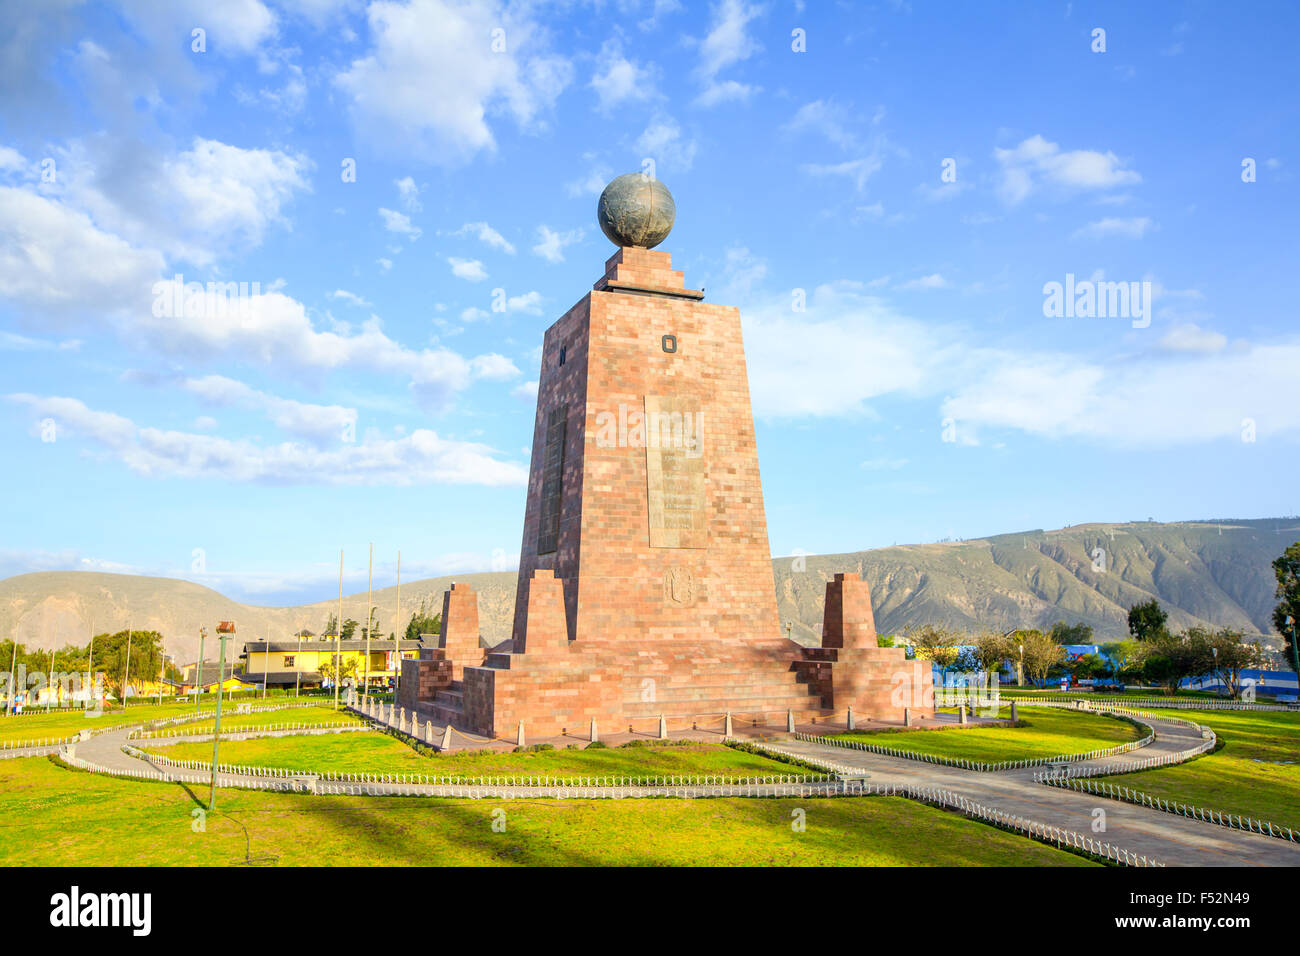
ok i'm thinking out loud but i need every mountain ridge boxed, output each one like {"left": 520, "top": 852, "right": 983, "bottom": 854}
{"left": 2, "top": 518, "right": 1294, "bottom": 661}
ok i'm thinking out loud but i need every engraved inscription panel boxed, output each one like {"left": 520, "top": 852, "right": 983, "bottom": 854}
{"left": 645, "top": 395, "right": 707, "bottom": 549}
{"left": 536, "top": 404, "right": 567, "bottom": 554}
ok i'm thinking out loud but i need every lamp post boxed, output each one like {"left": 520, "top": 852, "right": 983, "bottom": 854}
{"left": 1287, "top": 616, "right": 1300, "bottom": 693}
{"left": 195, "top": 627, "right": 206, "bottom": 714}
{"left": 6, "top": 640, "right": 16, "bottom": 717}
{"left": 208, "top": 622, "right": 233, "bottom": 812}
{"left": 1018, "top": 644, "right": 1024, "bottom": 688}
{"left": 121, "top": 624, "right": 132, "bottom": 710}
{"left": 84, "top": 618, "right": 94, "bottom": 712}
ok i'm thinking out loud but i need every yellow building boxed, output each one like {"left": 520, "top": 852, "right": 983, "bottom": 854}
{"left": 238, "top": 638, "right": 428, "bottom": 691}
{"left": 178, "top": 663, "right": 255, "bottom": 695}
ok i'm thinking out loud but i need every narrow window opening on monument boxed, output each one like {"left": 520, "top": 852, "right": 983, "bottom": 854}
{"left": 558, "top": 345, "right": 566, "bottom": 366}
{"left": 661, "top": 334, "right": 676, "bottom": 353}
{"left": 536, "top": 404, "right": 568, "bottom": 555}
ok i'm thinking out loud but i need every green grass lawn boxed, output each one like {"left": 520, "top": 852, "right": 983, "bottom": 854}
{"left": 833, "top": 706, "right": 1143, "bottom": 764}
{"left": 146, "top": 733, "right": 828, "bottom": 779}
{"left": 0, "top": 699, "right": 340, "bottom": 746}
{"left": 997, "top": 687, "right": 1223, "bottom": 699}
{"left": 159, "top": 705, "right": 361, "bottom": 737}
{"left": 0, "top": 701, "right": 206, "bottom": 746}
{"left": 0, "top": 756, "right": 1094, "bottom": 866}
{"left": 1096, "top": 708, "right": 1300, "bottom": 831}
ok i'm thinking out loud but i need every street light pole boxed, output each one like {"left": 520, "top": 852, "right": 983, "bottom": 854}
{"left": 122, "top": 624, "right": 132, "bottom": 710}
{"left": 6, "top": 640, "right": 16, "bottom": 717}
{"left": 84, "top": 617, "right": 94, "bottom": 712}
{"left": 207, "top": 626, "right": 231, "bottom": 812}
{"left": 195, "top": 627, "right": 206, "bottom": 715}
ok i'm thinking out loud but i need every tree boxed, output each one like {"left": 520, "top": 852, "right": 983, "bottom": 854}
{"left": 1068, "top": 653, "right": 1107, "bottom": 681}
{"left": 322, "top": 613, "right": 338, "bottom": 640}
{"left": 970, "top": 631, "right": 1013, "bottom": 677}
{"left": 1205, "top": 628, "right": 1265, "bottom": 699}
{"left": 86, "top": 629, "right": 166, "bottom": 699}
{"left": 1272, "top": 542, "right": 1300, "bottom": 677}
{"left": 1015, "top": 630, "right": 1065, "bottom": 686}
{"left": 1128, "top": 599, "right": 1168, "bottom": 641}
{"left": 340, "top": 618, "right": 359, "bottom": 641}
{"left": 904, "top": 624, "right": 960, "bottom": 678}
{"left": 1049, "top": 620, "right": 1095, "bottom": 645}
{"left": 1137, "top": 628, "right": 1214, "bottom": 695}
{"left": 405, "top": 596, "right": 442, "bottom": 640}
{"left": 1098, "top": 639, "right": 1139, "bottom": 680}
{"left": 318, "top": 654, "right": 360, "bottom": 688}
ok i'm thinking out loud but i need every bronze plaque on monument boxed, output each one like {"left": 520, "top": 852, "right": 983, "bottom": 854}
{"left": 644, "top": 394, "right": 707, "bottom": 549}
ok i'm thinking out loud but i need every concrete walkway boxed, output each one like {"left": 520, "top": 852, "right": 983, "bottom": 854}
{"left": 767, "top": 713, "right": 1300, "bottom": 867}
{"left": 57, "top": 709, "right": 1300, "bottom": 867}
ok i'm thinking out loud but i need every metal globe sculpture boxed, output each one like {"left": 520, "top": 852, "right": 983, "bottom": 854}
{"left": 597, "top": 173, "right": 675, "bottom": 249}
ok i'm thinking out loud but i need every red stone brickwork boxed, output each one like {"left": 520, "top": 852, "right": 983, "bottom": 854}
{"left": 439, "top": 582, "right": 484, "bottom": 680}
{"left": 431, "top": 247, "right": 932, "bottom": 737}
{"left": 397, "top": 648, "right": 451, "bottom": 712}
{"left": 802, "top": 573, "right": 935, "bottom": 721}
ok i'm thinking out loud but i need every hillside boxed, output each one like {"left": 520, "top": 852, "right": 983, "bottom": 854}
{"left": 1, "top": 518, "right": 1294, "bottom": 661}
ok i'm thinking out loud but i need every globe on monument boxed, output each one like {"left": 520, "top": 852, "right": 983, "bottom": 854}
{"left": 596, "top": 173, "right": 675, "bottom": 249}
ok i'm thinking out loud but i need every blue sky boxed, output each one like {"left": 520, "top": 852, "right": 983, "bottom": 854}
{"left": 1, "top": 0, "right": 1296, "bottom": 605}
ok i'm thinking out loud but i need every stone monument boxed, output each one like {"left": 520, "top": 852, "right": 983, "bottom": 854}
{"left": 404, "top": 174, "right": 932, "bottom": 737}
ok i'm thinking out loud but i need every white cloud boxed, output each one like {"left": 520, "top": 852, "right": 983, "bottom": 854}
{"left": 940, "top": 343, "right": 1300, "bottom": 445}
{"left": 181, "top": 374, "right": 357, "bottom": 444}
{"left": 1159, "top": 323, "right": 1227, "bottom": 354}
{"left": 56, "top": 136, "right": 312, "bottom": 267}
{"left": 994, "top": 134, "right": 1141, "bottom": 205}
{"left": 0, "top": 186, "right": 165, "bottom": 316}
{"left": 502, "top": 290, "right": 544, "bottom": 315}
{"left": 566, "top": 163, "right": 613, "bottom": 197}
{"left": 454, "top": 221, "right": 515, "bottom": 254}
{"left": 693, "top": 79, "right": 756, "bottom": 108}
{"left": 329, "top": 289, "right": 372, "bottom": 308}
{"left": 636, "top": 117, "right": 697, "bottom": 172}
{"left": 801, "top": 156, "right": 882, "bottom": 192}
{"left": 334, "top": 0, "right": 573, "bottom": 163}
{"left": 898, "top": 273, "right": 949, "bottom": 290}
{"left": 394, "top": 175, "right": 422, "bottom": 212}
{"left": 510, "top": 380, "right": 539, "bottom": 401}
{"left": 379, "top": 206, "right": 421, "bottom": 239}
{"left": 783, "top": 100, "right": 857, "bottom": 149}
{"left": 1072, "top": 216, "right": 1154, "bottom": 239}
{"left": 135, "top": 286, "right": 518, "bottom": 408}
{"left": 694, "top": 0, "right": 762, "bottom": 106}
{"left": 532, "top": 225, "right": 583, "bottom": 263}
{"left": 590, "top": 40, "right": 656, "bottom": 111}
{"left": 448, "top": 257, "right": 487, "bottom": 281}
{"left": 742, "top": 283, "right": 947, "bottom": 419}
{"left": 8, "top": 393, "right": 528, "bottom": 486}
{"left": 0, "top": 145, "right": 26, "bottom": 171}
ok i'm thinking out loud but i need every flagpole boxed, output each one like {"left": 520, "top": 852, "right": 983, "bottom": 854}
{"left": 361, "top": 546, "right": 371, "bottom": 702}
{"left": 122, "top": 623, "right": 132, "bottom": 710}
{"left": 393, "top": 551, "right": 402, "bottom": 699}
{"left": 334, "top": 550, "right": 343, "bottom": 712}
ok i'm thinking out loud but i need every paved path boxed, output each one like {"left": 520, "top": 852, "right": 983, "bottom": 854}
{"left": 57, "top": 709, "right": 1300, "bottom": 867}
{"left": 768, "top": 713, "right": 1300, "bottom": 867}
